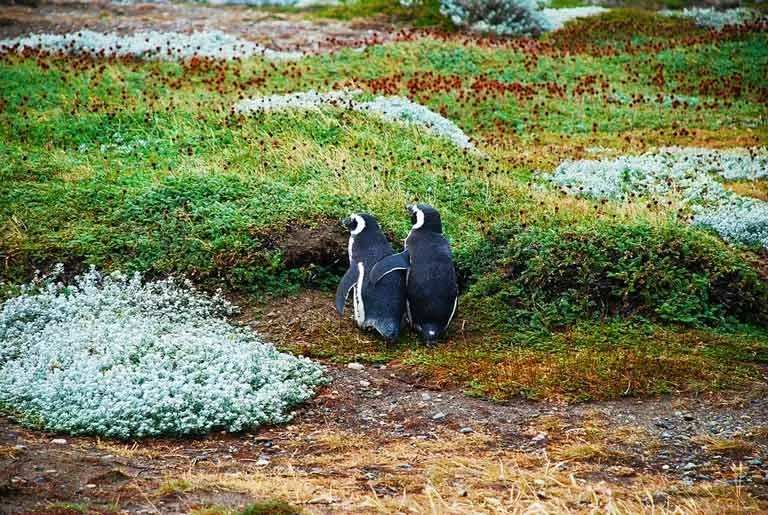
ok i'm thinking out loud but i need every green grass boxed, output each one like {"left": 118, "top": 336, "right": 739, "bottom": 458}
{"left": 1, "top": 8, "right": 767, "bottom": 401}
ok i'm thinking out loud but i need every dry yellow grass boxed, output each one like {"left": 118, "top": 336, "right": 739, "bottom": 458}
{"left": 692, "top": 435, "right": 756, "bottom": 455}
{"left": 155, "top": 430, "right": 766, "bottom": 514}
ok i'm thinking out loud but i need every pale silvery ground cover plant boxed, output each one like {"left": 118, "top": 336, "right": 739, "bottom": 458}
{"left": 0, "top": 30, "right": 303, "bottom": 62}
{"left": 548, "top": 147, "right": 768, "bottom": 249}
{"left": 661, "top": 8, "right": 762, "bottom": 30}
{"left": 0, "top": 267, "right": 327, "bottom": 438}
{"left": 235, "top": 90, "right": 475, "bottom": 150}
{"left": 439, "top": 0, "right": 553, "bottom": 36}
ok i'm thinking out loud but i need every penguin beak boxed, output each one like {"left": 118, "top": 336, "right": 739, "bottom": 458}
{"left": 406, "top": 204, "right": 415, "bottom": 213}
{"left": 342, "top": 217, "right": 353, "bottom": 229}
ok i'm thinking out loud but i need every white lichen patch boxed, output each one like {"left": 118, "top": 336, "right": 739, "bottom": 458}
{"left": 547, "top": 147, "right": 768, "bottom": 249}
{"left": 0, "top": 268, "right": 327, "bottom": 439}
{"left": 235, "top": 90, "right": 474, "bottom": 150}
{"left": 541, "top": 7, "right": 609, "bottom": 31}
{"left": 0, "top": 30, "right": 303, "bottom": 62}
{"left": 661, "top": 8, "right": 763, "bottom": 30}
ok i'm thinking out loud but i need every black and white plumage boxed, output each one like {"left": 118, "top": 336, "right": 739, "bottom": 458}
{"left": 370, "top": 204, "right": 458, "bottom": 344}
{"left": 335, "top": 213, "right": 406, "bottom": 342}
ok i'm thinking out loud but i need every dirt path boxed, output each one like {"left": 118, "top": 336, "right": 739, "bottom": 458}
{"left": 2, "top": 361, "right": 767, "bottom": 513}
{"left": 0, "top": 1, "right": 396, "bottom": 53}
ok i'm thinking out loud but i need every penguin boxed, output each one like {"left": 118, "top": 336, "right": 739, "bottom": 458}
{"left": 335, "top": 213, "right": 406, "bottom": 342}
{"left": 370, "top": 204, "right": 458, "bottom": 344}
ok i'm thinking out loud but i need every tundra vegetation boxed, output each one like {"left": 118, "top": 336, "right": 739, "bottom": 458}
{"left": 1, "top": 0, "right": 768, "bottom": 512}
{"left": 1, "top": 5, "right": 767, "bottom": 405}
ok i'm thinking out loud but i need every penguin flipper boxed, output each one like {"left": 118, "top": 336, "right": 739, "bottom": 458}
{"left": 370, "top": 251, "right": 410, "bottom": 284}
{"left": 335, "top": 266, "right": 357, "bottom": 315}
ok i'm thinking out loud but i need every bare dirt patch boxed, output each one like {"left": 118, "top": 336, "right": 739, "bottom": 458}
{"left": 257, "top": 220, "right": 348, "bottom": 270}
{"left": 0, "top": 1, "right": 397, "bottom": 54}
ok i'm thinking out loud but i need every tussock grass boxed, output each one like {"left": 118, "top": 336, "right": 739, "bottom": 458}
{"left": 692, "top": 435, "right": 756, "bottom": 455}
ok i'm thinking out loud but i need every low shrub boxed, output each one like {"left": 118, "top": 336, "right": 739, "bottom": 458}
{"left": 464, "top": 221, "right": 768, "bottom": 329}
{"left": 439, "top": 0, "right": 552, "bottom": 36}
{"left": 0, "top": 267, "right": 327, "bottom": 438}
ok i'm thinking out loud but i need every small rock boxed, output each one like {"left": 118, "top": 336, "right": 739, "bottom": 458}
{"left": 421, "top": 392, "right": 432, "bottom": 401}
{"left": 748, "top": 458, "right": 763, "bottom": 466}
{"left": 347, "top": 362, "right": 365, "bottom": 370}
{"left": 459, "top": 427, "right": 473, "bottom": 434}
{"left": 13, "top": 445, "right": 27, "bottom": 451}
{"left": 432, "top": 412, "right": 447, "bottom": 420}
{"left": 51, "top": 438, "right": 67, "bottom": 445}
{"left": 662, "top": 465, "right": 670, "bottom": 470}
{"left": 85, "top": 483, "right": 97, "bottom": 489}
{"left": 359, "top": 380, "right": 371, "bottom": 388}
{"left": 531, "top": 432, "right": 547, "bottom": 443}
{"left": 256, "top": 458, "right": 270, "bottom": 466}
{"left": 661, "top": 431, "right": 672, "bottom": 439}
{"left": 683, "top": 462, "right": 697, "bottom": 471}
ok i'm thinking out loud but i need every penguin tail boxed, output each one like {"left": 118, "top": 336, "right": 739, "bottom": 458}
{"left": 374, "top": 319, "right": 401, "bottom": 343}
{"left": 420, "top": 324, "right": 443, "bottom": 345}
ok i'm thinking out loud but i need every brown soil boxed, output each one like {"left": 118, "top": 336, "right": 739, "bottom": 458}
{"left": 0, "top": 1, "right": 397, "bottom": 53}
{"left": 261, "top": 220, "right": 348, "bottom": 269}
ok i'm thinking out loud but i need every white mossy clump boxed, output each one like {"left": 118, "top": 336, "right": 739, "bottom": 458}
{"left": 693, "top": 200, "right": 768, "bottom": 249}
{"left": 541, "top": 7, "right": 609, "bottom": 31}
{"left": 0, "top": 268, "right": 327, "bottom": 439}
{"left": 358, "top": 96, "right": 473, "bottom": 150}
{"left": 548, "top": 147, "right": 768, "bottom": 249}
{"left": 657, "top": 146, "right": 767, "bottom": 181}
{"left": 235, "top": 90, "right": 475, "bottom": 150}
{"left": 661, "top": 8, "right": 761, "bottom": 30}
{"left": 235, "top": 90, "right": 359, "bottom": 112}
{"left": 0, "top": 30, "right": 303, "bottom": 62}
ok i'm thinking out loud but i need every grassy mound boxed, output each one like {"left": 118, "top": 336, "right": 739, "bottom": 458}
{"left": 464, "top": 221, "right": 768, "bottom": 329}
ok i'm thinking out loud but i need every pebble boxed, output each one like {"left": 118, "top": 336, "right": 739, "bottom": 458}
{"left": 51, "top": 438, "right": 67, "bottom": 445}
{"left": 432, "top": 412, "right": 446, "bottom": 420}
{"left": 684, "top": 462, "right": 697, "bottom": 471}
{"left": 347, "top": 362, "right": 365, "bottom": 370}
{"left": 459, "top": 427, "right": 473, "bottom": 434}
{"left": 256, "top": 458, "right": 270, "bottom": 466}
{"left": 13, "top": 445, "right": 27, "bottom": 450}
{"left": 85, "top": 483, "right": 97, "bottom": 489}
{"left": 531, "top": 432, "right": 547, "bottom": 443}
{"left": 748, "top": 458, "right": 763, "bottom": 466}
{"left": 662, "top": 464, "right": 670, "bottom": 470}
{"left": 359, "top": 380, "right": 371, "bottom": 388}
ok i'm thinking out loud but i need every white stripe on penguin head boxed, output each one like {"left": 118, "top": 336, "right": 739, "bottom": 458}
{"left": 412, "top": 206, "right": 425, "bottom": 230}
{"left": 351, "top": 214, "right": 366, "bottom": 235}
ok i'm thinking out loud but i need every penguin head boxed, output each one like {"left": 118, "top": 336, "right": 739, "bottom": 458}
{"left": 407, "top": 204, "right": 442, "bottom": 233}
{"left": 342, "top": 213, "right": 380, "bottom": 236}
